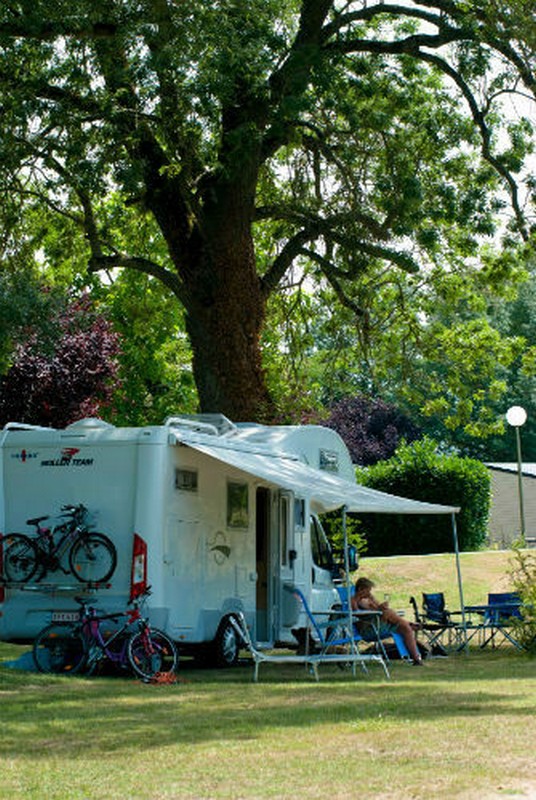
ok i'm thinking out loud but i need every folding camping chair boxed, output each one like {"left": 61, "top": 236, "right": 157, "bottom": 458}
{"left": 289, "top": 587, "right": 391, "bottom": 675}
{"left": 334, "top": 586, "right": 412, "bottom": 662}
{"left": 410, "top": 593, "right": 463, "bottom": 653}
{"left": 482, "top": 592, "right": 523, "bottom": 650}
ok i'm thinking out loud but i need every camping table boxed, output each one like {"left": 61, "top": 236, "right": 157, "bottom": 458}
{"left": 463, "top": 603, "right": 523, "bottom": 650}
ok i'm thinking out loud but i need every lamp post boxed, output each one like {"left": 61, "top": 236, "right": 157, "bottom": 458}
{"left": 506, "top": 405, "right": 527, "bottom": 544}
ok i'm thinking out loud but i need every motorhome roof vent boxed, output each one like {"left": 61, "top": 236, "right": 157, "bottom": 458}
{"left": 165, "top": 414, "right": 237, "bottom": 436}
{"left": 65, "top": 418, "right": 115, "bottom": 430}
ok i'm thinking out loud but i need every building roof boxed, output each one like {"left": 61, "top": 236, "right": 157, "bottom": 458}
{"left": 486, "top": 463, "right": 536, "bottom": 478}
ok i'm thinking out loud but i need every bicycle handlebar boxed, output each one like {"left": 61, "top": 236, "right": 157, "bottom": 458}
{"left": 60, "top": 503, "right": 87, "bottom": 516}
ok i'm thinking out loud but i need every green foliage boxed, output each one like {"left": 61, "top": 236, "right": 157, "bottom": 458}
{"left": 321, "top": 513, "right": 368, "bottom": 558}
{"left": 0, "top": 2, "right": 534, "bottom": 420}
{"left": 355, "top": 438, "right": 491, "bottom": 556}
{"left": 0, "top": 269, "right": 52, "bottom": 374}
{"left": 97, "top": 271, "right": 198, "bottom": 425}
{"left": 509, "top": 546, "right": 536, "bottom": 654}
{"left": 262, "top": 240, "right": 530, "bottom": 434}
{"left": 0, "top": 201, "right": 73, "bottom": 373}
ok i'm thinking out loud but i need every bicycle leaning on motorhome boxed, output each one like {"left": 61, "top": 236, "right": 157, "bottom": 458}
{"left": 1, "top": 504, "right": 117, "bottom": 585}
{"left": 32, "top": 588, "right": 179, "bottom": 680}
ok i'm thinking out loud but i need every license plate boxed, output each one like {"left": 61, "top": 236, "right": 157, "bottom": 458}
{"left": 51, "top": 611, "right": 80, "bottom": 622}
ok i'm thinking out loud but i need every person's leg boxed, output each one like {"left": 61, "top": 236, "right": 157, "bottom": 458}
{"left": 397, "top": 618, "right": 422, "bottom": 663}
{"left": 382, "top": 609, "right": 422, "bottom": 663}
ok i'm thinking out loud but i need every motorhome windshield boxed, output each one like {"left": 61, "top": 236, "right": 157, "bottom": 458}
{"left": 310, "top": 516, "right": 335, "bottom": 572}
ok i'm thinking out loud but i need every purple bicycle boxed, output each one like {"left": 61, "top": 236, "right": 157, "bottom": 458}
{"left": 32, "top": 590, "right": 178, "bottom": 680}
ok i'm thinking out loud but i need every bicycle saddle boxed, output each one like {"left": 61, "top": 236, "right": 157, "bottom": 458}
{"left": 26, "top": 515, "right": 49, "bottom": 525}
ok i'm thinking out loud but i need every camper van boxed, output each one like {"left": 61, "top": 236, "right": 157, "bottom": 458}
{"left": 0, "top": 414, "right": 361, "bottom": 664}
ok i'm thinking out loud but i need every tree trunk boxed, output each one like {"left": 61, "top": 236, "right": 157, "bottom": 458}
{"left": 180, "top": 180, "right": 273, "bottom": 422}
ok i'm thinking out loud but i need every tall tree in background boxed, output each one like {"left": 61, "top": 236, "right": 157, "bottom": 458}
{"left": 261, "top": 245, "right": 531, "bottom": 435}
{"left": 0, "top": 1, "right": 534, "bottom": 420}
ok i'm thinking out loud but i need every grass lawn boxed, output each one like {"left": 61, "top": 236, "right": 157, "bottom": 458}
{"left": 360, "top": 548, "right": 519, "bottom": 613}
{"left": 1, "top": 549, "right": 535, "bottom": 800}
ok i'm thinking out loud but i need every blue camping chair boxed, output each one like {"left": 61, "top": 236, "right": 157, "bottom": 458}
{"left": 334, "top": 586, "right": 411, "bottom": 661}
{"left": 289, "top": 586, "right": 368, "bottom": 655}
{"left": 486, "top": 592, "right": 522, "bottom": 620}
{"left": 289, "top": 586, "right": 394, "bottom": 669}
{"left": 482, "top": 592, "right": 523, "bottom": 649}
{"left": 414, "top": 592, "right": 464, "bottom": 652}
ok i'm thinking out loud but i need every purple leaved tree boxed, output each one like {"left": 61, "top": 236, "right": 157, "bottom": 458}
{"left": 0, "top": 297, "right": 121, "bottom": 429}
{"left": 324, "top": 396, "right": 421, "bottom": 466}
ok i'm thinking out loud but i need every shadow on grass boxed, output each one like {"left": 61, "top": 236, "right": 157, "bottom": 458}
{"left": 0, "top": 649, "right": 534, "bottom": 759}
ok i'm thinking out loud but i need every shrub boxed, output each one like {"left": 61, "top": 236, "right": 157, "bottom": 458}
{"left": 509, "top": 546, "right": 536, "bottom": 654}
{"left": 355, "top": 438, "right": 490, "bottom": 555}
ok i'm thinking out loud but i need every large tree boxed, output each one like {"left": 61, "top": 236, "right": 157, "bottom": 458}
{"left": 1, "top": 1, "right": 534, "bottom": 420}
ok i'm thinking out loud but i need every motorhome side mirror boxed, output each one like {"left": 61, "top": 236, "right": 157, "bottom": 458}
{"left": 289, "top": 549, "right": 297, "bottom": 564}
{"left": 347, "top": 545, "right": 358, "bottom": 572}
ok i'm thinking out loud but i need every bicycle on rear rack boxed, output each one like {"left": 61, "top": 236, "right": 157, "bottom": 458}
{"left": 32, "top": 589, "right": 179, "bottom": 681}
{"left": 2, "top": 504, "right": 117, "bottom": 584}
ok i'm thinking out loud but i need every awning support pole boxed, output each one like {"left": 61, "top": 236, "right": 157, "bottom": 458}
{"left": 342, "top": 505, "right": 357, "bottom": 670}
{"left": 453, "top": 512, "right": 468, "bottom": 650}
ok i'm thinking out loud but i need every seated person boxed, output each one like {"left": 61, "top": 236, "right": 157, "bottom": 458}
{"left": 351, "top": 576, "right": 423, "bottom": 665}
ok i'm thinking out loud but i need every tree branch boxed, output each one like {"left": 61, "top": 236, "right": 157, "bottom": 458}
{"left": 410, "top": 0, "right": 536, "bottom": 97}
{"left": 416, "top": 50, "right": 530, "bottom": 239}
{"left": 88, "top": 253, "right": 184, "bottom": 298}
{"left": 0, "top": 16, "right": 118, "bottom": 40}
{"left": 261, "top": 228, "right": 320, "bottom": 296}
{"left": 299, "top": 248, "right": 366, "bottom": 317}
{"left": 261, "top": 0, "right": 335, "bottom": 160}
{"left": 320, "top": 6, "right": 532, "bottom": 239}
{"left": 260, "top": 200, "right": 420, "bottom": 295}
{"left": 75, "top": 183, "right": 185, "bottom": 300}
{"left": 256, "top": 204, "right": 389, "bottom": 242}
{"left": 324, "top": 237, "right": 420, "bottom": 274}
{"left": 322, "top": 2, "right": 451, "bottom": 42}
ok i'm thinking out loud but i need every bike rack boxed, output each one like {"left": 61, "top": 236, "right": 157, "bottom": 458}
{"left": 0, "top": 580, "right": 112, "bottom": 593}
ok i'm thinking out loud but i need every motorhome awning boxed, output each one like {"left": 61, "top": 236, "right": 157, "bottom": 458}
{"left": 171, "top": 434, "right": 458, "bottom": 515}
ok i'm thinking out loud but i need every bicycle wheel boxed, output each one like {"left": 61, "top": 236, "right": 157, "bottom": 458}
{"left": 33, "top": 623, "right": 87, "bottom": 674}
{"left": 3, "top": 534, "right": 38, "bottom": 582}
{"left": 127, "top": 627, "right": 178, "bottom": 680}
{"left": 69, "top": 532, "right": 117, "bottom": 583}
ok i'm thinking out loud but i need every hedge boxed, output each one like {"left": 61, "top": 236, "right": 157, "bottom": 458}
{"left": 354, "top": 438, "right": 490, "bottom": 556}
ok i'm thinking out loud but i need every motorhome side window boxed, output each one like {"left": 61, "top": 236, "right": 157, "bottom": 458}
{"left": 175, "top": 469, "right": 198, "bottom": 492}
{"left": 294, "top": 498, "right": 305, "bottom": 529}
{"left": 310, "top": 516, "right": 334, "bottom": 571}
{"left": 227, "top": 481, "right": 249, "bottom": 528}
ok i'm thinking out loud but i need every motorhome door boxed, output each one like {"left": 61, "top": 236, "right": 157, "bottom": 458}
{"left": 255, "top": 488, "right": 295, "bottom": 643}
{"left": 255, "top": 487, "right": 271, "bottom": 642}
{"left": 276, "top": 490, "right": 299, "bottom": 638}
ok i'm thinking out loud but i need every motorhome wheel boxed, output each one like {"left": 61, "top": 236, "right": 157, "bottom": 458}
{"left": 213, "top": 617, "right": 240, "bottom": 667}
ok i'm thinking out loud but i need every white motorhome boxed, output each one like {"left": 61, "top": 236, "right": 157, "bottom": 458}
{"left": 0, "top": 414, "right": 362, "bottom": 664}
